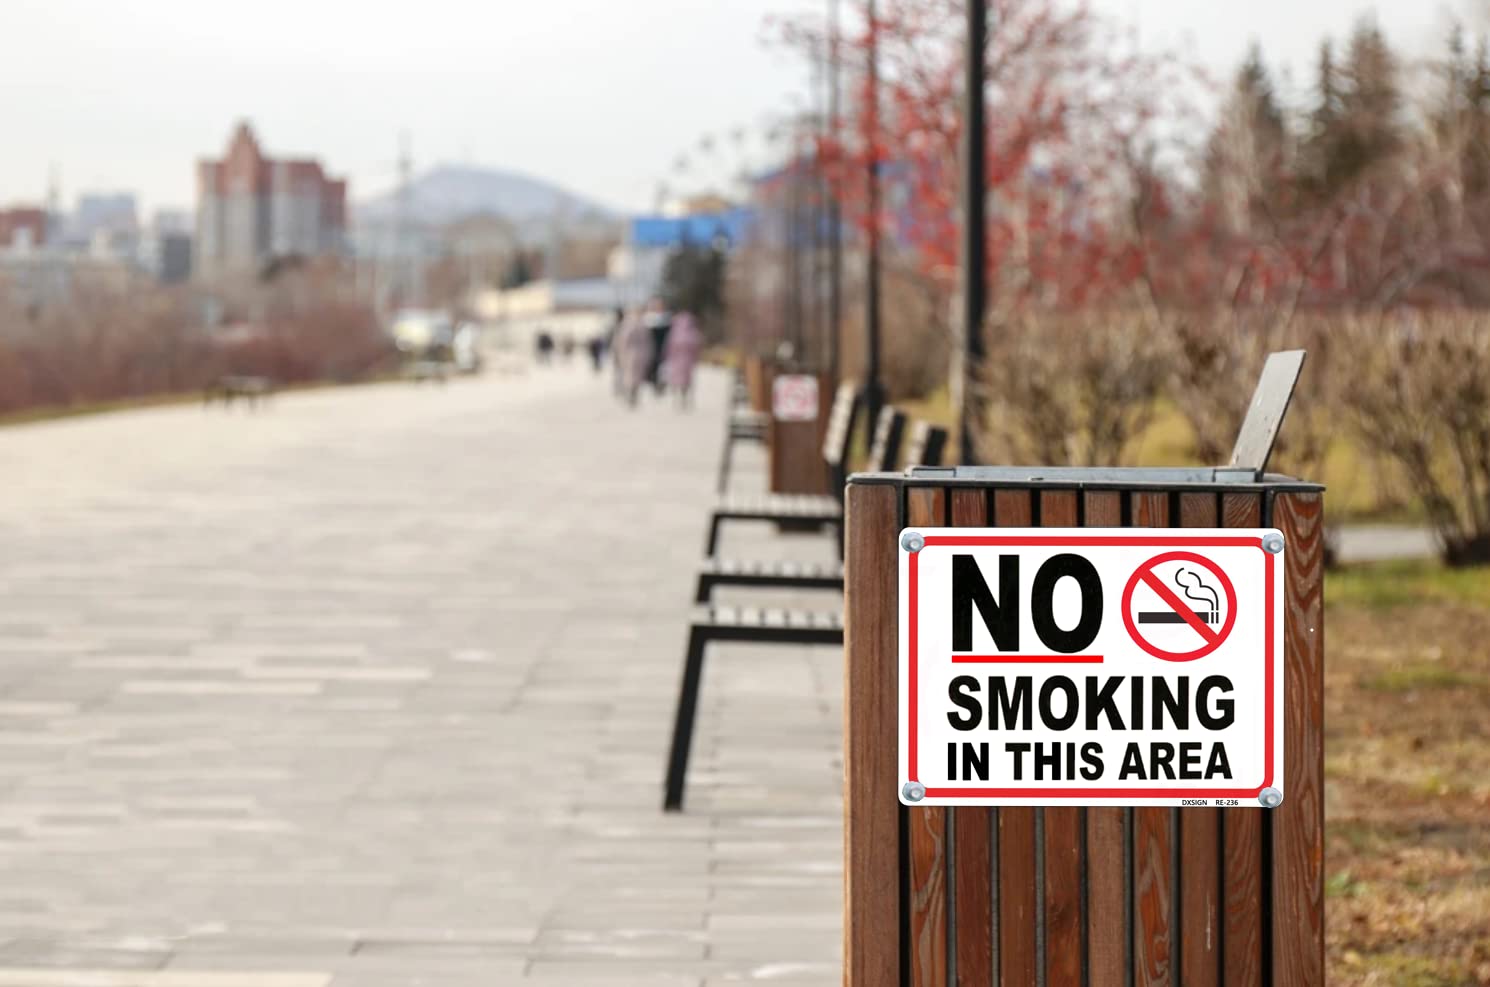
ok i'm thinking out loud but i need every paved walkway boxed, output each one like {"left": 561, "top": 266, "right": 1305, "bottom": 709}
{"left": 0, "top": 366, "right": 843, "bottom": 986}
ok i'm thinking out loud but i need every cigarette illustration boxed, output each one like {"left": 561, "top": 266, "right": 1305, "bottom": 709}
{"left": 1137, "top": 567, "right": 1220, "bottom": 624}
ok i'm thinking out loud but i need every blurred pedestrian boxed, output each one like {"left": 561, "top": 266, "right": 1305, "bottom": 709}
{"left": 664, "top": 310, "right": 704, "bottom": 409}
{"left": 605, "top": 307, "right": 624, "bottom": 392}
{"left": 616, "top": 308, "right": 653, "bottom": 408}
{"left": 642, "top": 298, "right": 672, "bottom": 395}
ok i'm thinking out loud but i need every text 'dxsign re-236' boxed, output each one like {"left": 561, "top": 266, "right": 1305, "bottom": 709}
{"left": 897, "top": 527, "right": 1286, "bottom": 809}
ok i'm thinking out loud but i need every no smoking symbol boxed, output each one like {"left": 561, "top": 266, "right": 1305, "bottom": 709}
{"left": 1120, "top": 551, "right": 1239, "bottom": 662}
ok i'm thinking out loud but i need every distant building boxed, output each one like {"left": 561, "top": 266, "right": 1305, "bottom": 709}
{"left": 0, "top": 207, "right": 48, "bottom": 252}
{"left": 68, "top": 192, "right": 138, "bottom": 246}
{"left": 470, "top": 277, "right": 616, "bottom": 352}
{"left": 196, "top": 122, "right": 348, "bottom": 280}
{"left": 607, "top": 208, "right": 750, "bottom": 306}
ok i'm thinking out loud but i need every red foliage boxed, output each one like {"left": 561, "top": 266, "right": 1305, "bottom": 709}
{"left": 780, "top": 0, "right": 1207, "bottom": 308}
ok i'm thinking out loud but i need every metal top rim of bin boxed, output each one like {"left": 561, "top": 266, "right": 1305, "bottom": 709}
{"left": 848, "top": 465, "right": 1324, "bottom": 492}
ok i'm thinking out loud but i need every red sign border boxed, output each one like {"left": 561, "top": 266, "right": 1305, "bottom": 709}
{"left": 906, "top": 533, "right": 1275, "bottom": 800}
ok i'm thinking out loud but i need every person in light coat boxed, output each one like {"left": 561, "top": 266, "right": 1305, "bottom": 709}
{"left": 616, "top": 308, "right": 653, "bottom": 408}
{"left": 664, "top": 310, "right": 704, "bottom": 409}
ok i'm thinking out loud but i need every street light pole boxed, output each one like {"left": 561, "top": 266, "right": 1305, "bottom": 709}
{"left": 960, "top": 0, "right": 988, "bottom": 464}
{"left": 864, "top": 0, "right": 884, "bottom": 428}
{"left": 826, "top": 0, "right": 842, "bottom": 385}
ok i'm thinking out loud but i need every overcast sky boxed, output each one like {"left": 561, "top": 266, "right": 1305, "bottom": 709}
{"left": 0, "top": 0, "right": 1471, "bottom": 219}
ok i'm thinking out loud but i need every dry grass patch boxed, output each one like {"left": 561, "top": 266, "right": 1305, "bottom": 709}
{"left": 1326, "top": 563, "right": 1490, "bottom": 984}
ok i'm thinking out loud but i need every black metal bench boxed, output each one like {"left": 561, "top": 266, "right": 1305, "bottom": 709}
{"left": 694, "top": 557, "right": 845, "bottom": 602}
{"left": 663, "top": 404, "right": 913, "bottom": 811}
{"left": 204, "top": 375, "right": 273, "bottom": 409}
{"left": 715, "top": 408, "right": 769, "bottom": 493}
{"left": 404, "top": 360, "right": 450, "bottom": 384}
{"left": 904, "top": 420, "right": 949, "bottom": 469}
{"left": 692, "top": 417, "right": 947, "bottom": 603}
{"left": 663, "top": 604, "right": 845, "bottom": 811}
{"left": 703, "top": 394, "right": 898, "bottom": 557}
{"left": 715, "top": 367, "right": 768, "bottom": 493}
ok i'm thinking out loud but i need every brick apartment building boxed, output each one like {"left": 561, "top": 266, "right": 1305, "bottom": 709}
{"left": 0, "top": 207, "right": 48, "bottom": 251}
{"left": 196, "top": 122, "right": 347, "bottom": 279}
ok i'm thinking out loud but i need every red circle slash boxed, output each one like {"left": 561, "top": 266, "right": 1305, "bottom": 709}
{"left": 1120, "top": 551, "right": 1238, "bottom": 662}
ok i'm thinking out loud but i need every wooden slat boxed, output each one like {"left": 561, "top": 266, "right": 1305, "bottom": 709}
{"left": 1178, "top": 493, "right": 1221, "bottom": 987}
{"left": 843, "top": 481, "right": 901, "bottom": 987}
{"left": 906, "top": 487, "right": 948, "bottom": 987}
{"left": 1039, "top": 490, "right": 1084, "bottom": 986}
{"left": 1130, "top": 491, "right": 1174, "bottom": 987}
{"left": 949, "top": 488, "right": 994, "bottom": 987}
{"left": 1082, "top": 490, "right": 1126, "bottom": 987}
{"left": 1220, "top": 493, "right": 1265, "bottom": 987}
{"left": 1271, "top": 492, "right": 1325, "bottom": 987}
{"left": 992, "top": 489, "right": 1037, "bottom": 987}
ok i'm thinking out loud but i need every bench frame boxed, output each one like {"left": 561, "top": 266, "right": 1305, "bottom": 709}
{"left": 703, "top": 398, "right": 899, "bottom": 558}
{"left": 663, "top": 607, "right": 844, "bottom": 811}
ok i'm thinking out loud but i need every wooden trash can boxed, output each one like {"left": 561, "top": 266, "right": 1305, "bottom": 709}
{"left": 843, "top": 466, "right": 1324, "bottom": 986}
{"left": 744, "top": 356, "right": 773, "bottom": 414}
{"left": 769, "top": 371, "right": 835, "bottom": 496}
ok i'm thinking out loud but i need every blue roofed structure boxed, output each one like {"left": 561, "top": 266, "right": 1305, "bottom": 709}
{"left": 627, "top": 209, "right": 753, "bottom": 250}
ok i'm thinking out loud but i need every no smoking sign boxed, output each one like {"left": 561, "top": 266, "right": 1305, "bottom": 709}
{"left": 898, "top": 528, "right": 1285, "bottom": 808}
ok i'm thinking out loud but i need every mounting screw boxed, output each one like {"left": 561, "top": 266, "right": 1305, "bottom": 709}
{"left": 901, "top": 531, "right": 925, "bottom": 553}
{"left": 902, "top": 781, "right": 926, "bottom": 802}
{"left": 1262, "top": 533, "right": 1285, "bottom": 555}
{"left": 1258, "top": 787, "right": 1283, "bottom": 808}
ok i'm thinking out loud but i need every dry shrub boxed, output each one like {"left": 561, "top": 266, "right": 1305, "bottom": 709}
{"left": 1163, "top": 308, "right": 1364, "bottom": 503}
{"left": 1343, "top": 311, "right": 1490, "bottom": 565}
{"left": 975, "top": 308, "right": 1172, "bottom": 466}
{"left": 0, "top": 269, "right": 394, "bottom": 417}
{"left": 837, "top": 258, "right": 952, "bottom": 400}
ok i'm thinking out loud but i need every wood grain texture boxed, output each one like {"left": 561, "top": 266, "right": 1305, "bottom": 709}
{"left": 1178, "top": 493, "right": 1221, "bottom": 987}
{"left": 843, "top": 482, "right": 902, "bottom": 987}
{"left": 1041, "top": 490, "right": 1084, "bottom": 986}
{"left": 1220, "top": 493, "right": 1265, "bottom": 987}
{"left": 907, "top": 487, "right": 948, "bottom": 987}
{"left": 1083, "top": 490, "right": 1127, "bottom": 987}
{"left": 949, "top": 489, "right": 994, "bottom": 987}
{"left": 1044, "top": 805, "right": 1084, "bottom": 987}
{"left": 1130, "top": 491, "right": 1174, "bottom": 987}
{"left": 993, "top": 489, "right": 1038, "bottom": 987}
{"left": 1134, "top": 807, "right": 1175, "bottom": 987}
{"left": 1272, "top": 492, "right": 1325, "bottom": 987}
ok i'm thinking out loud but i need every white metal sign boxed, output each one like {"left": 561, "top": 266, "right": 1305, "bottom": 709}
{"left": 898, "top": 528, "right": 1285, "bottom": 809}
{"left": 772, "top": 374, "right": 820, "bottom": 422}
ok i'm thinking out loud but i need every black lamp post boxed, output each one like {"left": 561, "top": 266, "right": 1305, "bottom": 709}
{"left": 863, "top": 0, "right": 884, "bottom": 428}
{"left": 826, "top": 0, "right": 843, "bottom": 384}
{"left": 960, "top": 0, "right": 987, "bottom": 464}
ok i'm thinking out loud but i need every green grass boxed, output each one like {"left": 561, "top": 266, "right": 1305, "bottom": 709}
{"left": 1326, "top": 559, "right": 1490, "bottom": 611}
{"left": 1342, "top": 951, "right": 1474, "bottom": 987}
{"left": 1361, "top": 663, "right": 1486, "bottom": 693}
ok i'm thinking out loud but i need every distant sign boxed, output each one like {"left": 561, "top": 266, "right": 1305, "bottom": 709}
{"left": 898, "top": 528, "right": 1285, "bottom": 808}
{"left": 772, "top": 375, "right": 820, "bottom": 422}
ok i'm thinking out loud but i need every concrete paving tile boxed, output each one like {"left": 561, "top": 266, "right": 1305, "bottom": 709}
{"left": 0, "top": 368, "right": 843, "bottom": 980}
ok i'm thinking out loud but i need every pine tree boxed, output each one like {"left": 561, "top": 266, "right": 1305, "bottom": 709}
{"left": 1337, "top": 18, "right": 1401, "bottom": 179}
{"left": 1202, "top": 43, "right": 1292, "bottom": 229}
{"left": 1300, "top": 40, "right": 1344, "bottom": 200}
{"left": 1238, "top": 43, "right": 1287, "bottom": 157}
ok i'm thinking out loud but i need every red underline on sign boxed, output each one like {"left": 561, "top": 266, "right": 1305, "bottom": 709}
{"left": 951, "top": 654, "right": 1105, "bottom": 664}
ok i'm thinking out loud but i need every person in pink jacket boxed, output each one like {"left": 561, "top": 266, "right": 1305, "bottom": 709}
{"left": 664, "top": 310, "right": 704, "bottom": 409}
